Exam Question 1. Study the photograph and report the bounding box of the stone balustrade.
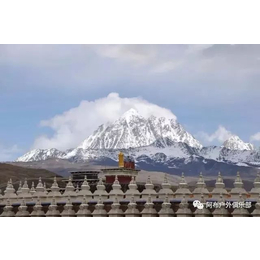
[1,172,260,217]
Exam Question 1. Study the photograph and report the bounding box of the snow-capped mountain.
[223,135,254,151]
[17,148,67,162]
[78,108,202,150]
[16,108,260,176]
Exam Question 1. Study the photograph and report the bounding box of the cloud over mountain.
[196,125,233,145]
[33,93,176,151]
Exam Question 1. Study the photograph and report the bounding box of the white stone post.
[141,176,157,201]
[158,174,174,200]
[109,176,124,201]
[76,196,92,217]
[158,196,175,217]
[141,195,157,217]
[76,176,93,202]
[176,195,193,217]
[61,197,76,217]
[174,173,192,199]
[108,196,124,217]
[31,198,45,217]
[125,176,140,200]
[0,199,15,217]
[15,199,30,217]
[250,173,260,199]
[93,178,108,200]
[92,196,107,217]
[46,198,61,217]
[230,172,248,199]
[211,172,228,200]
[192,173,209,200]
[124,196,140,217]
[212,194,230,217]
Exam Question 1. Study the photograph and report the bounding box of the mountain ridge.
[16,109,259,175]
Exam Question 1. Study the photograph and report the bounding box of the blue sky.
[1,44,260,161]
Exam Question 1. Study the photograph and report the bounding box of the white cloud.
[196,125,233,145]
[94,45,157,66]
[0,144,21,162]
[33,93,176,151]
[250,132,260,142]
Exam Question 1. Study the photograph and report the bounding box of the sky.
[1,44,260,161]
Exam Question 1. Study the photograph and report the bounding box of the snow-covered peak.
[16,148,65,162]
[223,135,254,151]
[78,108,202,150]
[121,108,140,119]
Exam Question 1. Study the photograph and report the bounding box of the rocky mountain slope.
[78,108,202,150]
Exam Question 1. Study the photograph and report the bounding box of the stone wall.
[1,172,260,217]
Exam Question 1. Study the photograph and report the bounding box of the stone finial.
[125,177,140,200]
[52,177,58,188]
[232,192,250,217]
[17,181,22,195]
[234,172,243,186]
[19,178,31,199]
[250,173,260,198]
[109,175,124,200]
[147,176,152,185]
[31,197,45,217]
[141,195,157,217]
[0,199,15,217]
[33,177,46,199]
[37,177,43,186]
[125,195,140,217]
[159,174,174,200]
[180,173,186,184]
[108,196,124,217]
[67,176,73,186]
[16,198,30,217]
[212,193,230,217]
[193,173,209,199]
[159,195,175,217]
[98,177,104,185]
[141,175,157,200]
[176,195,192,217]
[93,177,108,200]
[230,172,247,199]
[197,172,205,185]
[4,178,17,199]
[81,176,90,190]
[174,173,191,199]
[61,196,76,217]
[92,196,107,217]
[216,172,225,187]
[30,182,36,195]
[252,194,260,217]
[130,176,136,184]
[114,175,119,185]
[48,176,61,199]
[63,176,76,198]
[194,193,212,217]
[78,177,92,200]
[23,178,28,189]
[211,172,228,200]
[44,182,47,192]
[46,197,60,217]
[76,195,92,217]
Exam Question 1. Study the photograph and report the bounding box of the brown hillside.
[0,163,60,189]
